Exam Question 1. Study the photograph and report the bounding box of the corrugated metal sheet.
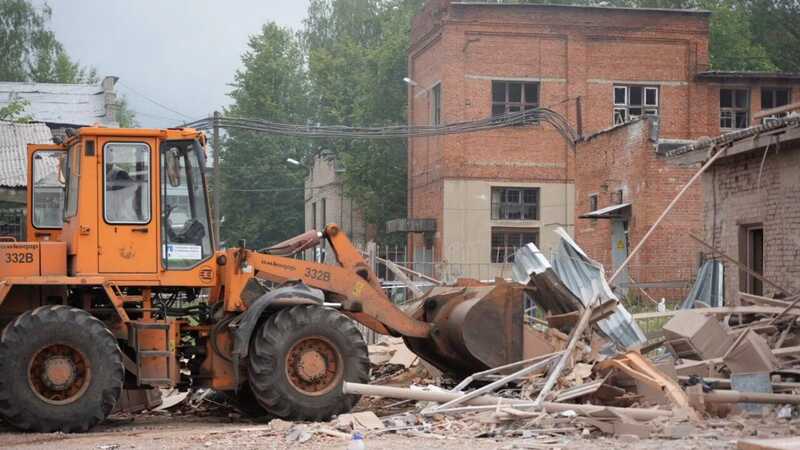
[0,121,53,188]
[0,81,117,127]
[513,227,647,349]
[680,260,724,309]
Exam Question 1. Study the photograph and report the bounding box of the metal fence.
[348,242,700,344]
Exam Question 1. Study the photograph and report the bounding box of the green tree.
[304,0,423,242]
[0,98,32,121]
[0,0,97,83]
[115,95,138,128]
[745,0,800,71]
[220,23,310,247]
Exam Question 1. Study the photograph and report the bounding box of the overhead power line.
[182,106,579,146]
[118,81,193,120]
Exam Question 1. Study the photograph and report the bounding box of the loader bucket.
[403,279,529,377]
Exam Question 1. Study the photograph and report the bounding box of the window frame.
[102,141,153,225]
[720,87,750,130]
[491,227,540,264]
[31,150,66,230]
[588,193,598,212]
[491,187,540,221]
[613,85,660,125]
[761,87,791,116]
[491,81,540,117]
[431,83,442,126]
[64,143,80,219]
[160,140,215,271]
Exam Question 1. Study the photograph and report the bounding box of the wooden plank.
[740,292,793,308]
[634,306,797,321]
[752,101,800,120]
[738,437,800,450]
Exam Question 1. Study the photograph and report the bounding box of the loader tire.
[247,305,369,421]
[0,306,124,432]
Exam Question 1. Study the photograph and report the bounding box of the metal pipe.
[704,390,800,405]
[427,353,559,413]
[342,382,673,420]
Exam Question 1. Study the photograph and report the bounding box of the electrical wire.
[181,106,579,145]
[118,80,193,120]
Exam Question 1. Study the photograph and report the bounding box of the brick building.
[304,151,367,248]
[668,116,800,304]
[405,1,800,291]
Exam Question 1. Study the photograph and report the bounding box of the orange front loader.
[0,127,533,432]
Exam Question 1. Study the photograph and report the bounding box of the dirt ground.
[0,412,797,450]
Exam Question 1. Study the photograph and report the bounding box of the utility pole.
[212,110,221,249]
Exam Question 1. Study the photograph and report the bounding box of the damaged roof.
[452,2,710,15]
[696,71,800,82]
[0,80,117,127]
[666,115,800,161]
[0,121,53,188]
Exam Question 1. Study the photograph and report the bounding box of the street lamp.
[403,77,418,87]
[286,157,301,166]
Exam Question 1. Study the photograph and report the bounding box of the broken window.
[491,227,539,263]
[492,81,539,117]
[312,202,317,229]
[431,83,442,126]
[589,193,598,212]
[720,88,750,129]
[321,198,327,227]
[761,87,791,117]
[613,85,659,125]
[491,187,540,220]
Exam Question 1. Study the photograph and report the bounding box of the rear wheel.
[247,305,369,421]
[0,306,124,432]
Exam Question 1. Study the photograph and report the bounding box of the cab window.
[32,150,66,228]
[104,142,151,224]
[161,141,212,269]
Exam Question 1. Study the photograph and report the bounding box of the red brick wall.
[408,3,712,263]
[407,3,800,280]
[574,118,704,300]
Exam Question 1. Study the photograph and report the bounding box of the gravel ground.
[1,413,798,450]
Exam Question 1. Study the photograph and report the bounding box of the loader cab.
[44,128,217,285]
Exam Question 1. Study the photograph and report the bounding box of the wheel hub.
[42,356,77,390]
[297,350,327,382]
[285,336,343,396]
[28,344,91,405]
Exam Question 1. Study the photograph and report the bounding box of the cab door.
[98,139,158,273]
[26,144,66,242]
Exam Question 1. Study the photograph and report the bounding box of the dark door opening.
[741,225,764,296]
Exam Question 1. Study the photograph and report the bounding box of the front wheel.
[0,306,124,432]
[247,305,369,421]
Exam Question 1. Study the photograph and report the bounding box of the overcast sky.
[40,1,309,127]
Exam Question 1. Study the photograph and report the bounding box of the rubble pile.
[341,235,800,448]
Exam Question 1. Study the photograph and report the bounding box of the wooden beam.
[752,101,800,120]
[634,305,799,321]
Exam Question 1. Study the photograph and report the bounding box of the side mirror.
[193,140,207,170]
[166,148,182,187]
